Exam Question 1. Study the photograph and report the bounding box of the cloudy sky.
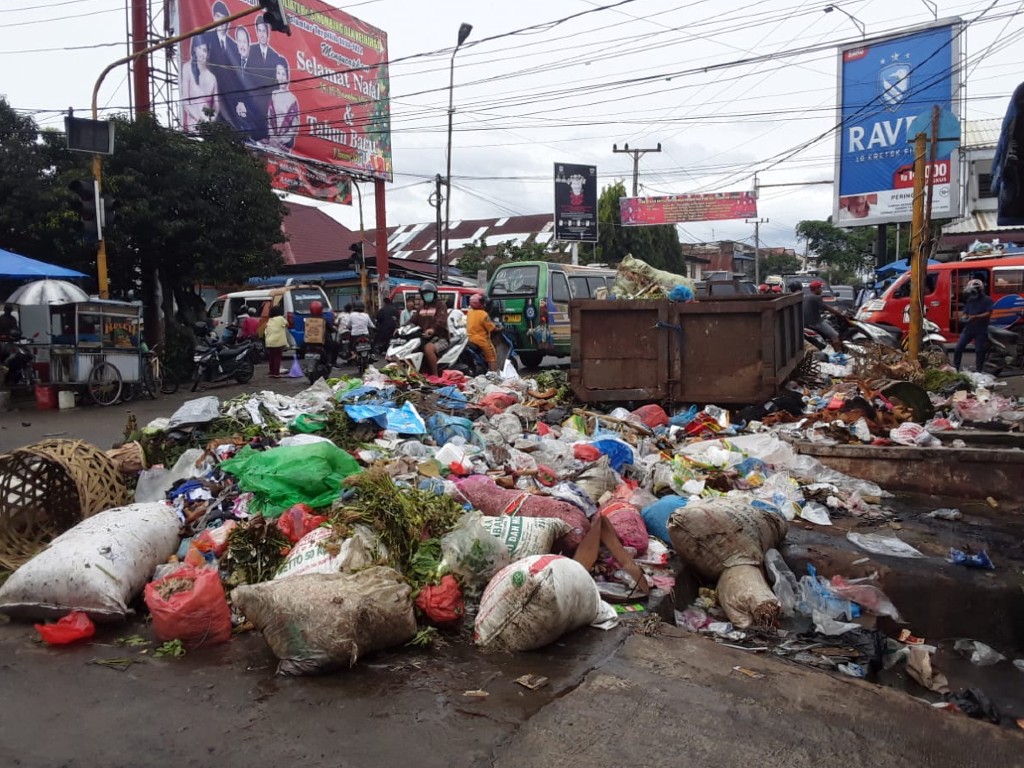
[2,0,1021,251]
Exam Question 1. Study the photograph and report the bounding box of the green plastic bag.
[220,443,361,517]
[290,413,327,434]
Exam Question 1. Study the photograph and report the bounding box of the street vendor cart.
[18,299,145,406]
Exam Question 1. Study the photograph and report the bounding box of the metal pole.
[612,143,662,196]
[444,50,457,260]
[876,224,887,270]
[90,4,261,298]
[745,217,769,283]
[435,173,444,285]
[571,242,579,267]
[352,180,368,308]
[130,0,150,116]
[908,132,928,359]
[374,178,389,308]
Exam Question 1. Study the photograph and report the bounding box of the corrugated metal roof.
[942,210,1014,235]
[962,119,1004,150]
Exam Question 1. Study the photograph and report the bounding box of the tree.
[756,251,802,280]
[595,180,685,272]
[795,219,875,282]
[456,236,553,279]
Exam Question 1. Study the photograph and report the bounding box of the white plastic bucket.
[58,390,76,410]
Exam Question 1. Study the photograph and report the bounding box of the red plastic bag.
[631,404,669,428]
[144,566,232,647]
[415,575,465,627]
[536,465,559,487]
[193,521,238,556]
[276,503,328,544]
[479,392,518,415]
[35,611,96,645]
[574,444,602,462]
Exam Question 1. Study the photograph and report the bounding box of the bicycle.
[140,342,179,398]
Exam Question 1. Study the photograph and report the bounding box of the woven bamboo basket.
[0,439,131,570]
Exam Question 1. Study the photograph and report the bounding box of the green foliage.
[755,251,802,280]
[795,219,875,280]
[457,236,553,279]
[154,639,186,658]
[595,180,685,273]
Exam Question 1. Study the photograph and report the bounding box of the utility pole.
[908,132,928,360]
[745,218,769,283]
[432,174,445,285]
[612,142,662,196]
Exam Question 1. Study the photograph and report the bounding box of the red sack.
[415,575,465,627]
[276,503,328,544]
[144,566,232,647]
[35,611,96,645]
[631,404,669,428]
[574,444,602,462]
[599,500,649,555]
[479,392,518,415]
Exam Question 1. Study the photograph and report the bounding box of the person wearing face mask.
[410,281,449,376]
[954,278,994,372]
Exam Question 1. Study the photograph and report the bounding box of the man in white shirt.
[349,300,375,338]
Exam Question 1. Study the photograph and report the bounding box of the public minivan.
[390,284,479,314]
[486,261,615,367]
[857,255,1024,342]
[207,284,332,350]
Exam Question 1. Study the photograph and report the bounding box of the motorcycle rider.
[467,293,499,371]
[410,281,449,376]
[954,278,993,372]
[349,300,375,344]
[803,279,844,353]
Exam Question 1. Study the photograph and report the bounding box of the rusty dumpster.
[569,293,803,405]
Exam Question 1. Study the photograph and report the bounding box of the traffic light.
[68,179,99,242]
[349,242,364,271]
[260,0,291,35]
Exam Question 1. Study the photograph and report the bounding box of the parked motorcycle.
[351,334,374,376]
[386,323,519,377]
[985,320,1024,376]
[805,313,945,356]
[1,333,36,388]
[190,323,256,391]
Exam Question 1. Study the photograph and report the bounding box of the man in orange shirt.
[466,293,498,371]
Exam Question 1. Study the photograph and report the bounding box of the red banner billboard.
[620,191,757,226]
[177,0,392,188]
[261,149,352,204]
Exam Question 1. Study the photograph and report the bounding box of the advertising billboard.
[554,163,598,242]
[619,191,757,226]
[834,21,962,227]
[177,0,392,188]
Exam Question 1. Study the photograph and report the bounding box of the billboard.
[554,163,598,242]
[620,191,757,226]
[834,21,962,227]
[177,0,392,188]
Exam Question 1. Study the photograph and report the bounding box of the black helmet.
[419,280,437,298]
[353,300,365,312]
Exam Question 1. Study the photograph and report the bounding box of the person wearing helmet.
[238,305,260,341]
[804,279,844,352]
[411,280,449,376]
[954,278,993,371]
[374,296,400,352]
[467,293,499,371]
[349,299,375,339]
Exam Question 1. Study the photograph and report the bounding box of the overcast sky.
[2,0,1021,251]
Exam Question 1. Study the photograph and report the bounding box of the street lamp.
[442,21,473,283]
[823,5,866,38]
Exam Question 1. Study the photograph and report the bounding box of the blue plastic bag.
[641,495,688,544]
[949,547,995,570]
[669,405,699,428]
[344,401,426,434]
[590,438,635,472]
[427,412,476,446]
[668,284,695,302]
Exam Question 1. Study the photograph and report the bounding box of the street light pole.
[442,22,473,283]
[89,4,263,297]
[823,5,866,38]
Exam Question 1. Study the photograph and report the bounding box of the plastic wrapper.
[440,511,512,592]
[167,396,221,429]
[829,575,902,621]
[34,611,96,645]
[276,503,328,543]
[954,639,1006,666]
[764,549,799,617]
[949,547,994,569]
[847,531,924,559]
[799,501,832,526]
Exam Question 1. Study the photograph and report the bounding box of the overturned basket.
[0,439,131,570]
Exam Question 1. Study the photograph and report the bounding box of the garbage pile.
[0,362,1018,721]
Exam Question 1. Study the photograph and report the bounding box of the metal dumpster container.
[569,293,803,405]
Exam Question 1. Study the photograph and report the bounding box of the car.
[832,285,855,309]
[782,275,838,303]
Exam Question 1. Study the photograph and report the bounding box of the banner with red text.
[619,191,757,226]
[177,0,392,188]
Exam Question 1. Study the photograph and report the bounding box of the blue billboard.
[833,22,962,227]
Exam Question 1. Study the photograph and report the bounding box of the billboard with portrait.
[619,191,757,226]
[177,0,392,188]
[833,21,962,227]
[553,163,598,242]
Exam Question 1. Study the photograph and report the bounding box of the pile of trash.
[0,362,1018,723]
